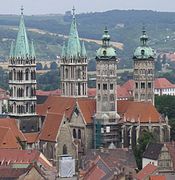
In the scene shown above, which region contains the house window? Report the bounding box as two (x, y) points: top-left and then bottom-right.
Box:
(73, 129), (77, 138)
(63, 144), (67, 154)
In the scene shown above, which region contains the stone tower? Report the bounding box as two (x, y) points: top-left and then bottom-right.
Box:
(94, 27), (120, 148)
(60, 8), (87, 97)
(8, 7), (38, 132)
(133, 28), (155, 105)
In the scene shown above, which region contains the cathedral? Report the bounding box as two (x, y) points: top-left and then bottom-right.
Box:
(7, 8), (170, 168)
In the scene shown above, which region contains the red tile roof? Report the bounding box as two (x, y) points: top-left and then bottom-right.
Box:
(36, 89), (61, 96)
(0, 126), (21, 149)
(122, 78), (175, 92)
(83, 163), (106, 180)
(135, 163), (157, 180)
(117, 85), (132, 99)
(0, 149), (53, 169)
(78, 98), (96, 124)
(155, 78), (175, 89)
(150, 175), (166, 180)
(23, 132), (39, 144)
(117, 101), (162, 123)
(36, 96), (75, 119)
(122, 79), (134, 92)
(0, 118), (26, 141)
(39, 113), (63, 142)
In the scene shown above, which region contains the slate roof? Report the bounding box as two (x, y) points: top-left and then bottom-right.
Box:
(143, 143), (163, 160)
(82, 148), (137, 171)
(37, 95), (48, 104)
(135, 163), (157, 180)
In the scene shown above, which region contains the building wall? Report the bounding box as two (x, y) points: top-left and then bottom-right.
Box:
(142, 158), (158, 168)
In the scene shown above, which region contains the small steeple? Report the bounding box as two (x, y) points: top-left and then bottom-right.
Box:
(61, 41), (66, 58)
(102, 26), (110, 47)
(66, 7), (81, 58)
(81, 41), (87, 57)
(30, 40), (36, 58)
(140, 26), (148, 46)
(9, 41), (14, 58)
(14, 6), (30, 58)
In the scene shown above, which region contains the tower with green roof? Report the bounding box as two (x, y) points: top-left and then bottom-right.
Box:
(133, 28), (155, 105)
(95, 27), (120, 148)
(8, 7), (37, 132)
(60, 8), (87, 97)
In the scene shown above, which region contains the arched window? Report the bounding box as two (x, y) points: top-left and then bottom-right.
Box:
(73, 129), (77, 138)
(63, 144), (67, 154)
(78, 129), (81, 139)
(65, 68), (68, 79)
(77, 68), (81, 79)
(25, 69), (29, 80)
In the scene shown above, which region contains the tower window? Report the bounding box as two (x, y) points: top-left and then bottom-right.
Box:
(98, 84), (100, 90)
(110, 84), (113, 90)
(103, 84), (107, 90)
(78, 129), (81, 139)
(141, 82), (145, 89)
(148, 82), (152, 88)
(135, 82), (138, 89)
(63, 144), (67, 154)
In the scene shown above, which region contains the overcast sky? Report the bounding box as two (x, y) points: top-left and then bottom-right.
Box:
(1, 0), (175, 15)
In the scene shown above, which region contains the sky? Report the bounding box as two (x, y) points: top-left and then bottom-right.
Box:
(1, 0), (175, 15)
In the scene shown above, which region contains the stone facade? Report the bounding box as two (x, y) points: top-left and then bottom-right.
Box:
(133, 28), (155, 105)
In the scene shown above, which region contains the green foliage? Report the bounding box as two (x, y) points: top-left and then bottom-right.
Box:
(155, 95), (175, 140)
(134, 131), (155, 169)
(36, 62), (43, 70)
(50, 61), (58, 70)
(155, 95), (175, 119)
(37, 70), (60, 90)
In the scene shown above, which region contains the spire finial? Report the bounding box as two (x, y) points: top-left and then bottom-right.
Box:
(72, 6), (75, 18)
(21, 5), (24, 15)
(142, 24), (146, 35)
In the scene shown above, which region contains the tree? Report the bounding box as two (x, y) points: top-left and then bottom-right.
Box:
(134, 131), (155, 169)
(50, 61), (58, 70)
(36, 63), (43, 70)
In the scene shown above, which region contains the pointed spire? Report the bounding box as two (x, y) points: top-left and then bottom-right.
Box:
(14, 6), (30, 58)
(81, 41), (87, 57)
(61, 41), (66, 58)
(9, 41), (14, 58)
(30, 40), (36, 58)
(66, 7), (81, 58)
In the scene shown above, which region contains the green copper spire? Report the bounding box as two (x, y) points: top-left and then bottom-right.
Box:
(66, 7), (81, 58)
(9, 41), (14, 58)
(61, 41), (66, 58)
(30, 40), (36, 58)
(81, 41), (87, 57)
(14, 6), (30, 58)
(133, 27), (154, 59)
(96, 27), (116, 58)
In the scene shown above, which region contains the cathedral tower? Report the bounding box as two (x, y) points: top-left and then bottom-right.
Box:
(8, 7), (37, 132)
(60, 8), (87, 97)
(94, 27), (120, 148)
(133, 28), (155, 105)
